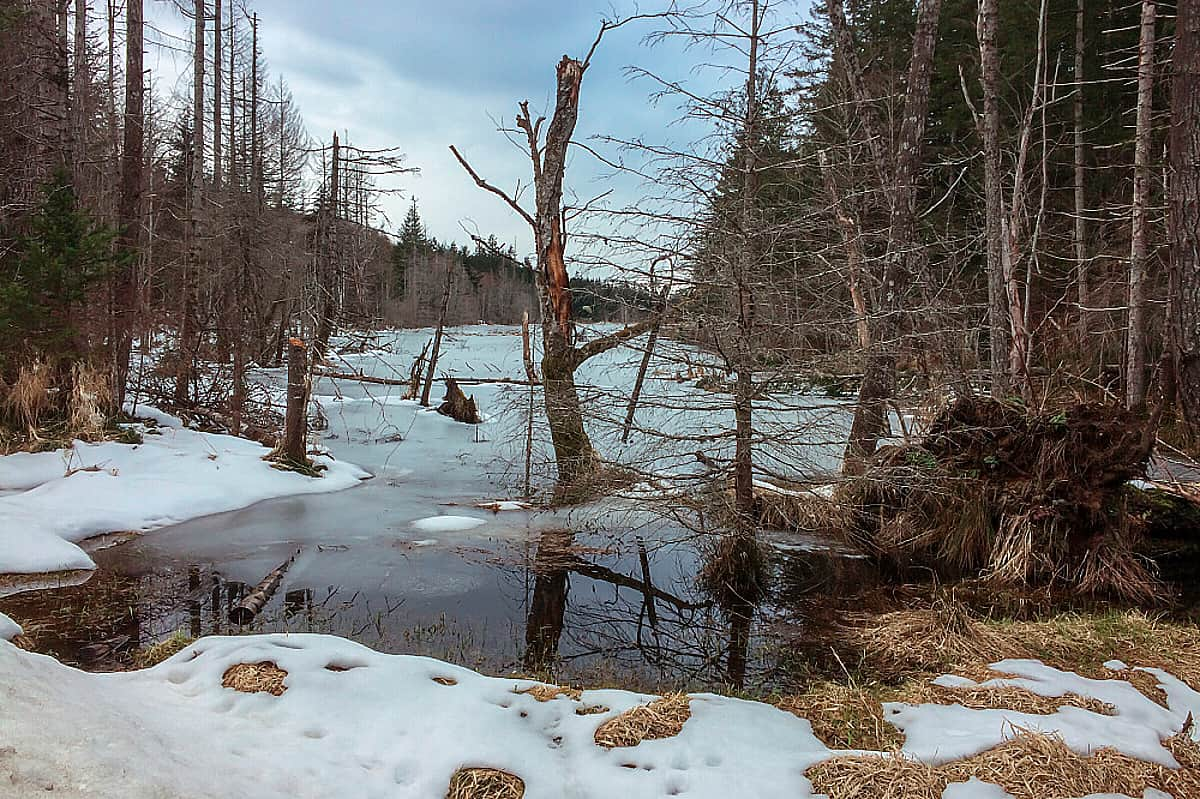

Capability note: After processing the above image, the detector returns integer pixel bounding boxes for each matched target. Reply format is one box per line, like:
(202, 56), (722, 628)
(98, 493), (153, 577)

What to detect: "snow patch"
(942, 778), (1013, 799)
(411, 515), (487, 533)
(0, 611), (21, 640)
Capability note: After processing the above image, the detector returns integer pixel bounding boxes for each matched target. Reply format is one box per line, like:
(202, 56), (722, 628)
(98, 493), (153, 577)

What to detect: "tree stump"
(437, 378), (480, 424)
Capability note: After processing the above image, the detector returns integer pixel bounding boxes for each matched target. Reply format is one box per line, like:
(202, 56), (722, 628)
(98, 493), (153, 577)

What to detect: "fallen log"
(230, 549), (300, 625)
(316, 370), (535, 387)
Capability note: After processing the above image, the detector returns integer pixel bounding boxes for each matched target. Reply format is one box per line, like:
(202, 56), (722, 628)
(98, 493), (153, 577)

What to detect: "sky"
(142, 0), (755, 270)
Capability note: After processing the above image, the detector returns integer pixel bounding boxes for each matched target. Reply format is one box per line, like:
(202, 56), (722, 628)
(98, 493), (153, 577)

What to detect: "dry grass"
(221, 661), (288, 696)
(807, 729), (1200, 799)
(594, 693), (692, 749)
(517, 684), (582, 702)
(779, 680), (1113, 752)
(131, 631), (195, 669)
(2, 362), (51, 434)
(846, 595), (1026, 677)
(68, 363), (110, 439)
(433, 676), (458, 686)
(446, 767), (524, 799)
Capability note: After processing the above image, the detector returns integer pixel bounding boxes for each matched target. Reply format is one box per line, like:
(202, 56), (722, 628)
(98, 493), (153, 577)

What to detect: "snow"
(0, 634), (1194, 798)
(0, 611), (21, 641)
(410, 515), (488, 533)
(942, 778), (1013, 799)
(1106, 659), (1131, 671)
(0, 408), (370, 577)
(0, 634), (833, 799)
(914, 660), (1195, 766)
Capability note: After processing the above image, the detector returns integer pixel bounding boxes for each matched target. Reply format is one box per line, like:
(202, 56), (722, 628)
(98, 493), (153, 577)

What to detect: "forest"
(1, 0), (1200, 798)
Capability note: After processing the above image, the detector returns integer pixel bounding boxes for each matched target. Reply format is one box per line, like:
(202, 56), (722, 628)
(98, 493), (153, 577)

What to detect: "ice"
(0, 407), (370, 576)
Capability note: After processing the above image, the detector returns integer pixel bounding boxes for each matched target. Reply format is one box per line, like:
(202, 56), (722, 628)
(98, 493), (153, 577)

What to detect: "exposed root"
(446, 767), (524, 799)
(221, 661), (288, 696)
(594, 693), (692, 749)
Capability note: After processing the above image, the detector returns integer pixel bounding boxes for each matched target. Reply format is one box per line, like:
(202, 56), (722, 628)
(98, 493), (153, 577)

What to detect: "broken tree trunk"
(282, 338), (308, 465)
(230, 550), (299, 625)
(436, 378), (481, 424)
(622, 286), (669, 443)
(421, 258), (454, 407)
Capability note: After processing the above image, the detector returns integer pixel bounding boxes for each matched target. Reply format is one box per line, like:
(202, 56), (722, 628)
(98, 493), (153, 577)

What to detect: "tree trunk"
(843, 0), (943, 474)
(1126, 0), (1157, 410)
(283, 338), (308, 464)
(71, 0), (88, 184)
(979, 0), (1010, 395)
(1073, 0), (1090, 346)
(420, 257), (453, 406)
(212, 0), (221, 190)
(175, 0), (205, 405)
(112, 0), (143, 410)
(1170, 0), (1200, 430)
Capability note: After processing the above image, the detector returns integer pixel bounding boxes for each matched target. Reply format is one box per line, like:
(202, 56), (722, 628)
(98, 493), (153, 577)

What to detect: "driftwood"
(437, 378), (481, 424)
(230, 550), (299, 625)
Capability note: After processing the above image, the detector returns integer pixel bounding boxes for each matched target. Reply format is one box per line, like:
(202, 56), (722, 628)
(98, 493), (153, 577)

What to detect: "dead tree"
(1126, 0), (1157, 410)
(282, 337), (308, 464)
(835, 0), (944, 474)
(174, 0), (206, 405)
(1170, 0), (1200, 430)
(978, 0), (1010, 393)
(112, 0), (144, 409)
(420, 256), (454, 407)
(450, 23), (656, 501)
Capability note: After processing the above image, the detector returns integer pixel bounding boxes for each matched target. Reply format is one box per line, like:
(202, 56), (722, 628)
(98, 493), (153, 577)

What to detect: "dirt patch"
(806, 729), (1200, 799)
(222, 661), (288, 696)
(594, 693), (692, 749)
(446, 767), (524, 799)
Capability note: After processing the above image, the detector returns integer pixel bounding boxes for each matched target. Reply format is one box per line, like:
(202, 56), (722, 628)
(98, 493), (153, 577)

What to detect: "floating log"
(230, 550), (300, 625)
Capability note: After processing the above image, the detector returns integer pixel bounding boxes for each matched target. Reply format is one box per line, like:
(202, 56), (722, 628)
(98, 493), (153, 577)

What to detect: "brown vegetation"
(446, 768), (524, 799)
(221, 661), (288, 696)
(594, 693), (692, 749)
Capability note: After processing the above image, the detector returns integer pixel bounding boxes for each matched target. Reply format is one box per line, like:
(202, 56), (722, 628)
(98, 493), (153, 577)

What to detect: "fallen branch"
(230, 550), (300, 625)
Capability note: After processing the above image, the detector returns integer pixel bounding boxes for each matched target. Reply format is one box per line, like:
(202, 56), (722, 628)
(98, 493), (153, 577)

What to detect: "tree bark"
(175, 0), (205, 405)
(1073, 0), (1090, 345)
(212, 0), (221, 190)
(112, 0), (143, 410)
(979, 0), (1010, 395)
(1126, 0), (1157, 410)
(283, 338), (308, 464)
(1170, 0), (1200, 430)
(842, 0), (944, 475)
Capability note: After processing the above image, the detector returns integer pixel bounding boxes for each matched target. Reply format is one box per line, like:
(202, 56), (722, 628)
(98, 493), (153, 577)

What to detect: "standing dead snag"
(450, 23), (657, 502)
(282, 337), (309, 466)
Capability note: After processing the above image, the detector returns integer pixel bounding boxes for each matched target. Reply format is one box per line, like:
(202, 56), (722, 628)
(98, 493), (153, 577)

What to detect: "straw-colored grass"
(806, 728), (1200, 799)
(446, 767), (524, 799)
(2, 362), (51, 434)
(517, 684), (582, 702)
(594, 693), (692, 749)
(132, 631), (195, 669)
(68, 363), (110, 439)
(433, 676), (458, 686)
(221, 661), (288, 696)
(779, 680), (1114, 751)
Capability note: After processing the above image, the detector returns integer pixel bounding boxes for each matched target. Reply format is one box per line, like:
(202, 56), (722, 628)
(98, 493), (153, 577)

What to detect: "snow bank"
(0, 634), (832, 798)
(1, 635), (1194, 799)
(0, 611), (21, 640)
(0, 409), (370, 577)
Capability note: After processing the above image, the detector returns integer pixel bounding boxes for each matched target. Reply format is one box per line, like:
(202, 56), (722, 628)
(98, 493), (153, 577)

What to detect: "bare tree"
(1126, 0), (1157, 410)
(112, 0), (143, 408)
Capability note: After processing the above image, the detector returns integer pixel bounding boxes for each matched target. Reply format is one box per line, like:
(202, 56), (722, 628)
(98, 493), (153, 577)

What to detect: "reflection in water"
(0, 530), (882, 691)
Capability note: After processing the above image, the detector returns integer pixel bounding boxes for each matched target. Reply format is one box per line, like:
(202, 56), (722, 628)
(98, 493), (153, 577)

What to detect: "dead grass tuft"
(433, 676), (458, 686)
(131, 631), (195, 669)
(446, 767), (524, 799)
(594, 693), (692, 749)
(68, 363), (110, 439)
(576, 704), (610, 716)
(847, 595), (1026, 677)
(517, 684), (582, 702)
(2, 362), (51, 434)
(221, 661), (288, 696)
(806, 729), (1200, 799)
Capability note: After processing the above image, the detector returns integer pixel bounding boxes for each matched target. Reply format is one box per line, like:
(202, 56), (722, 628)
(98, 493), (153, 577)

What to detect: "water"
(1, 325), (869, 691)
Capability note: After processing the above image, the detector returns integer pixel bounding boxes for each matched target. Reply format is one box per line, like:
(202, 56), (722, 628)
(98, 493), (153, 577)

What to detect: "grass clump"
(806, 729), (1199, 799)
(221, 661), (288, 696)
(446, 767), (524, 799)
(131, 631), (196, 668)
(594, 693), (692, 749)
